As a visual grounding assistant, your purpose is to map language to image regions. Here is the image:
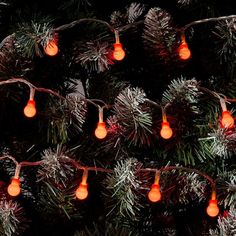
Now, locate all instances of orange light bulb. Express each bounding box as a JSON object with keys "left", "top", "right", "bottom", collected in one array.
[
  {"left": 178, "top": 42, "right": 191, "bottom": 60},
  {"left": 113, "top": 43, "right": 125, "bottom": 61},
  {"left": 24, "top": 99, "right": 36, "bottom": 118},
  {"left": 44, "top": 40, "right": 58, "bottom": 56},
  {"left": 75, "top": 183, "right": 88, "bottom": 200},
  {"left": 206, "top": 199, "right": 219, "bottom": 217},
  {"left": 221, "top": 111, "right": 234, "bottom": 128},
  {"left": 148, "top": 184, "right": 161, "bottom": 202},
  {"left": 7, "top": 178, "right": 21, "bottom": 197},
  {"left": 160, "top": 122, "right": 173, "bottom": 139},
  {"left": 95, "top": 122, "right": 107, "bottom": 139}
]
